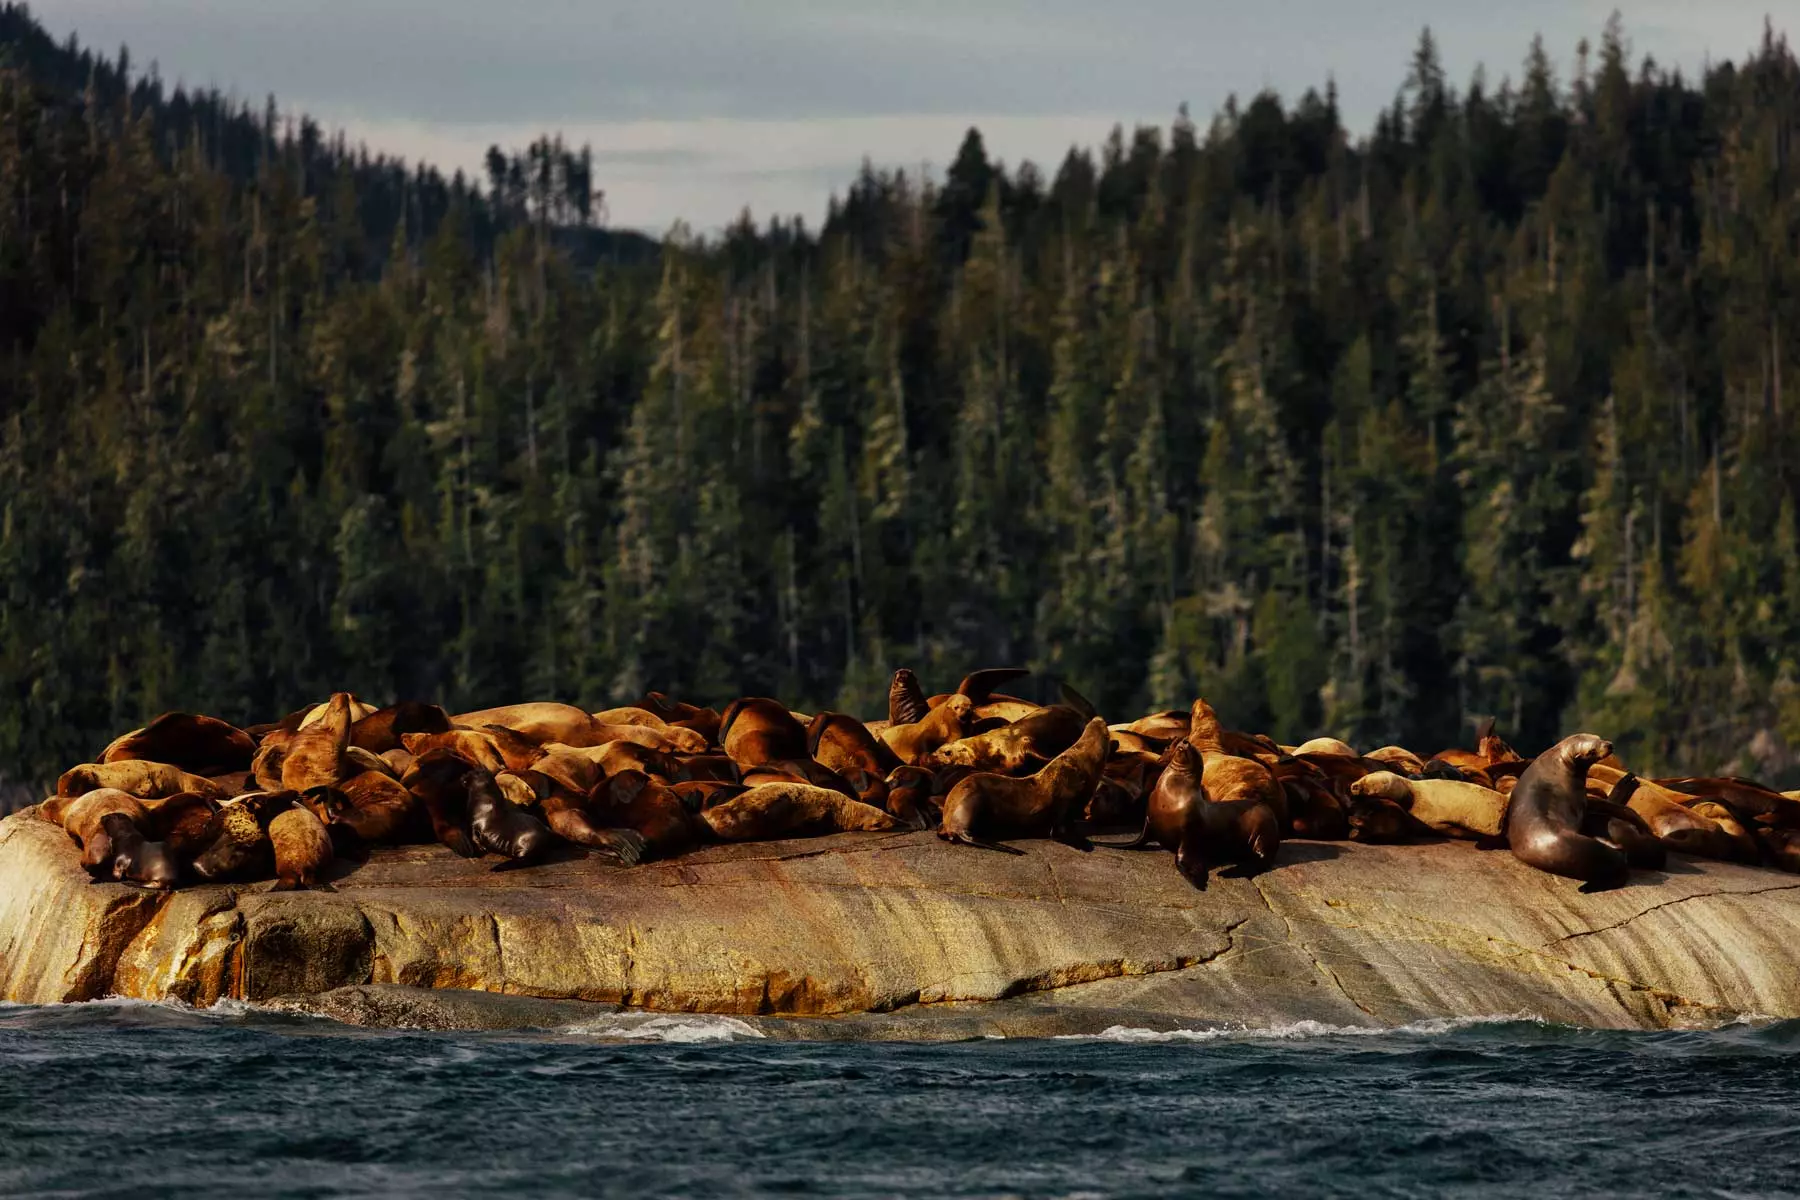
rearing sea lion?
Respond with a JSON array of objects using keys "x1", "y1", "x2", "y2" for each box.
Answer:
[{"x1": 1505, "y1": 734, "x2": 1628, "y2": 891}]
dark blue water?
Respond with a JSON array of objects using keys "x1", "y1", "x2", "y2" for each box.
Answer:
[{"x1": 3, "y1": 1003, "x2": 1798, "y2": 1198}]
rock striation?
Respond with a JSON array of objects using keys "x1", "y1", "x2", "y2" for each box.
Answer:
[{"x1": 3, "y1": 806, "x2": 1799, "y2": 1033}]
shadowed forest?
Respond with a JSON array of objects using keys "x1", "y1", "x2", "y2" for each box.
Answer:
[{"x1": 1, "y1": 5, "x2": 1798, "y2": 788}]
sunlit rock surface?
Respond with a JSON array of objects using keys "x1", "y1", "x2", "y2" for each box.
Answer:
[{"x1": 4, "y1": 807, "x2": 1798, "y2": 1033}]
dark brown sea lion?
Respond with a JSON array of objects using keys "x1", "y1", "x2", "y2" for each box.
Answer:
[
  {"x1": 281, "y1": 692, "x2": 353, "y2": 794},
  {"x1": 669, "y1": 780, "x2": 746, "y2": 809},
  {"x1": 56, "y1": 760, "x2": 227, "y2": 802},
  {"x1": 251, "y1": 728, "x2": 293, "y2": 791},
  {"x1": 596, "y1": 770, "x2": 703, "y2": 860},
  {"x1": 329, "y1": 770, "x2": 420, "y2": 844},
  {"x1": 700, "y1": 783, "x2": 901, "y2": 841},
  {"x1": 268, "y1": 805, "x2": 335, "y2": 891},
  {"x1": 465, "y1": 767, "x2": 556, "y2": 869},
  {"x1": 739, "y1": 758, "x2": 862, "y2": 803},
  {"x1": 533, "y1": 780, "x2": 646, "y2": 866},
  {"x1": 1100, "y1": 740, "x2": 1280, "y2": 888},
  {"x1": 884, "y1": 765, "x2": 939, "y2": 830},
  {"x1": 94, "y1": 813, "x2": 181, "y2": 889},
  {"x1": 148, "y1": 792, "x2": 222, "y2": 864},
  {"x1": 401, "y1": 749, "x2": 482, "y2": 858},
  {"x1": 1506, "y1": 734, "x2": 1628, "y2": 891},
  {"x1": 888, "y1": 669, "x2": 931, "y2": 726},
  {"x1": 882, "y1": 694, "x2": 973, "y2": 766},
  {"x1": 922, "y1": 703, "x2": 1087, "y2": 775},
  {"x1": 1186, "y1": 700, "x2": 1287, "y2": 826},
  {"x1": 938, "y1": 717, "x2": 1109, "y2": 854},
  {"x1": 1580, "y1": 800, "x2": 1667, "y2": 871},
  {"x1": 1757, "y1": 827, "x2": 1800, "y2": 873},
  {"x1": 101, "y1": 712, "x2": 256, "y2": 775},
  {"x1": 349, "y1": 702, "x2": 453, "y2": 754},
  {"x1": 810, "y1": 711, "x2": 902, "y2": 778},
  {"x1": 191, "y1": 792, "x2": 294, "y2": 882},
  {"x1": 1608, "y1": 774, "x2": 1759, "y2": 864},
  {"x1": 720, "y1": 697, "x2": 810, "y2": 768}
]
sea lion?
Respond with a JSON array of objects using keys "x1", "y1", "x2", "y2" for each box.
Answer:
[
  {"x1": 809, "y1": 711, "x2": 902, "y2": 779},
  {"x1": 299, "y1": 695, "x2": 377, "y2": 729},
  {"x1": 1609, "y1": 774, "x2": 1759, "y2": 864},
  {"x1": 401, "y1": 749, "x2": 482, "y2": 857},
  {"x1": 1100, "y1": 740, "x2": 1280, "y2": 888},
  {"x1": 148, "y1": 792, "x2": 222, "y2": 863},
  {"x1": 1126, "y1": 711, "x2": 1191, "y2": 742},
  {"x1": 1292, "y1": 737, "x2": 1358, "y2": 758},
  {"x1": 921, "y1": 702, "x2": 1086, "y2": 775},
  {"x1": 101, "y1": 712, "x2": 256, "y2": 775},
  {"x1": 94, "y1": 813, "x2": 181, "y2": 889},
  {"x1": 452, "y1": 702, "x2": 601, "y2": 746},
  {"x1": 888, "y1": 669, "x2": 931, "y2": 726},
  {"x1": 349, "y1": 701, "x2": 454, "y2": 754},
  {"x1": 700, "y1": 782, "x2": 901, "y2": 841},
  {"x1": 720, "y1": 697, "x2": 810, "y2": 767},
  {"x1": 1364, "y1": 746, "x2": 1428, "y2": 776},
  {"x1": 1349, "y1": 771, "x2": 1506, "y2": 839},
  {"x1": 882, "y1": 694, "x2": 974, "y2": 766},
  {"x1": 56, "y1": 789, "x2": 153, "y2": 874},
  {"x1": 595, "y1": 770, "x2": 703, "y2": 860},
  {"x1": 1757, "y1": 827, "x2": 1800, "y2": 873},
  {"x1": 669, "y1": 779, "x2": 746, "y2": 809},
  {"x1": 465, "y1": 767, "x2": 556, "y2": 869},
  {"x1": 738, "y1": 758, "x2": 862, "y2": 803},
  {"x1": 282, "y1": 692, "x2": 352, "y2": 794},
  {"x1": 480, "y1": 725, "x2": 553, "y2": 773},
  {"x1": 1186, "y1": 699, "x2": 1287, "y2": 826},
  {"x1": 593, "y1": 706, "x2": 670, "y2": 730},
  {"x1": 329, "y1": 770, "x2": 419, "y2": 843},
  {"x1": 268, "y1": 804, "x2": 335, "y2": 891},
  {"x1": 400, "y1": 729, "x2": 509, "y2": 776},
  {"x1": 1580, "y1": 800, "x2": 1668, "y2": 871},
  {"x1": 884, "y1": 765, "x2": 939, "y2": 831},
  {"x1": 381, "y1": 747, "x2": 417, "y2": 779},
  {"x1": 342, "y1": 745, "x2": 396, "y2": 779},
  {"x1": 1658, "y1": 777, "x2": 1800, "y2": 830},
  {"x1": 56, "y1": 760, "x2": 227, "y2": 802},
  {"x1": 191, "y1": 792, "x2": 293, "y2": 882},
  {"x1": 535, "y1": 782, "x2": 646, "y2": 865},
  {"x1": 1505, "y1": 734, "x2": 1628, "y2": 891},
  {"x1": 251, "y1": 728, "x2": 293, "y2": 791},
  {"x1": 938, "y1": 717, "x2": 1109, "y2": 853}
]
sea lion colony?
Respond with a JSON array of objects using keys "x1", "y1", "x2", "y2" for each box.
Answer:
[{"x1": 31, "y1": 669, "x2": 1800, "y2": 894}]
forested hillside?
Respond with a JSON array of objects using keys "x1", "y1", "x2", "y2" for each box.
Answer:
[{"x1": 1, "y1": 6, "x2": 1797, "y2": 785}]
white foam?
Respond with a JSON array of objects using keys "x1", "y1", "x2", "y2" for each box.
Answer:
[
  {"x1": 557, "y1": 1013, "x2": 766, "y2": 1043},
  {"x1": 1060, "y1": 1013, "x2": 1545, "y2": 1044}
]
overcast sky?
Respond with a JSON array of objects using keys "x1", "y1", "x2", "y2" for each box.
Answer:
[{"x1": 33, "y1": 2, "x2": 1786, "y2": 233}]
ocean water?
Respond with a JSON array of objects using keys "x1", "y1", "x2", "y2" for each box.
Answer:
[{"x1": 2, "y1": 1002, "x2": 1798, "y2": 1198}]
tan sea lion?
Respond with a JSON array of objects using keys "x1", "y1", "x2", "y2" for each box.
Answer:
[
  {"x1": 882, "y1": 694, "x2": 974, "y2": 766},
  {"x1": 809, "y1": 711, "x2": 902, "y2": 779},
  {"x1": 937, "y1": 717, "x2": 1109, "y2": 854},
  {"x1": 101, "y1": 712, "x2": 256, "y2": 775},
  {"x1": 268, "y1": 805, "x2": 335, "y2": 891},
  {"x1": 701, "y1": 782, "x2": 901, "y2": 841},
  {"x1": 720, "y1": 697, "x2": 810, "y2": 767},
  {"x1": 1349, "y1": 771, "x2": 1506, "y2": 839},
  {"x1": 282, "y1": 692, "x2": 353, "y2": 793},
  {"x1": 1100, "y1": 740, "x2": 1279, "y2": 888},
  {"x1": 251, "y1": 728, "x2": 293, "y2": 791},
  {"x1": 452, "y1": 702, "x2": 601, "y2": 746},
  {"x1": 593, "y1": 706, "x2": 669, "y2": 730},
  {"x1": 921, "y1": 702, "x2": 1087, "y2": 775},
  {"x1": 1293, "y1": 737, "x2": 1358, "y2": 758},
  {"x1": 333, "y1": 769, "x2": 419, "y2": 844},
  {"x1": 57, "y1": 789, "x2": 153, "y2": 873},
  {"x1": 1186, "y1": 700, "x2": 1287, "y2": 826},
  {"x1": 1364, "y1": 746, "x2": 1427, "y2": 776},
  {"x1": 56, "y1": 760, "x2": 227, "y2": 802},
  {"x1": 1506, "y1": 734, "x2": 1628, "y2": 890},
  {"x1": 1658, "y1": 777, "x2": 1800, "y2": 830},
  {"x1": 299, "y1": 695, "x2": 377, "y2": 729}
]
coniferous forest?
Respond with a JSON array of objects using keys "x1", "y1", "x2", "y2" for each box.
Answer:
[{"x1": 1, "y1": 6, "x2": 1798, "y2": 789}]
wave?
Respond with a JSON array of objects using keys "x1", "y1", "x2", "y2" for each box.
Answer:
[
  {"x1": 1059, "y1": 1013, "x2": 1547, "y2": 1044},
  {"x1": 556, "y1": 1013, "x2": 767, "y2": 1043}
]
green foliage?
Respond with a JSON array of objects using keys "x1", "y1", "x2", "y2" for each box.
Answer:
[{"x1": 1, "y1": 8, "x2": 1799, "y2": 783}]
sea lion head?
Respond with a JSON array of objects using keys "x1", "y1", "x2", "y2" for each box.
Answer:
[
  {"x1": 1162, "y1": 739, "x2": 1202, "y2": 780},
  {"x1": 1556, "y1": 734, "x2": 1613, "y2": 768},
  {"x1": 102, "y1": 813, "x2": 180, "y2": 889}
]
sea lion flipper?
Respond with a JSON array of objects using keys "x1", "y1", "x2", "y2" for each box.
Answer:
[
  {"x1": 944, "y1": 831, "x2": 1025, "y2": 856},
  {"x1": 1473, "y1": 833, "x2": 1509, "y2": 851},
  {"x1": 591, "y1": 829, "x2": 648, "y2": 868},
  {"x1": 956, "y1": 667, "x2": 1029, "y2": 703},
  {"x1": 1056, "y1": 681, "x2": 1097, "y2": 721},
  {"x1": 1608, "y1": 773, "x2": 1641, "y2": 805}
]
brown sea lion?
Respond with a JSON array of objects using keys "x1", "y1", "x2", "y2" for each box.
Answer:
[
  {"x1": 349, "y1": 702, "x2": 453, "y2": 754},
  {"x1": 1186, "y1": 700, "x2": 1287, "y2": 826},
  {"x1": 251, "y1": 728, "x2": 293, "y2": 791},
  {"x1": 147, "y1": 792, "x2": 221, "y2": 864},
  {"x1": 639, "y1": 694, "x2": 724, "y2": 746},
  {"x1": 1364, "y1": 746, "x2": 1427, "y2": 776},
  {"x1": 400, "y1": 729, "x2": 508, "y2": 776},
  {"x1": 534, "y1": 782, "x2": 648, "y2": 865},
  {"x1": 1609, "y1": 774, "x2": 1759, "y2": 864},
  {"x1": 938, "y1": 717, "x2": 1109, "y2": 854},
  {"x1": 1757, "y1": 827, "x2": 1800, "y2": 873},
  {"x1": 268, "y1": 805, "x2": 335, "y2": 891},
  {"x1": 342, "y1": 745, "x2": 396, "y2": 779},
  {"x1": 93, "y1": 812, "x2": 181, "y2": 889},
  {"x1": 1475, "y1": 718, "x2": 1523, "y2": 767},
  {"x1": 739, "y1": 758, "x2": 862, "y2": 803},
  {"x1": 327, "y1": 770, "x2": 419, "y2": 844},
  {"x1": 809, "y1": 711, "x2": 902, "y2": 778},
  {"x1": 452, "y1": 702, "x2": 600, "y2": 746},
  {"x1": 882, "y1": 694, "x2": 974, "y2": 766},
  {"x1": 381, "y1": 748, "x2": 417, "y2": 779},
  {"x1": 701, "y1": 782, "x2": 901, "y2": 841},
  {"x1": 1580, "y1": 800, "x2": 1668, "y2": 871},
  {"x1": 465, "y1": 767, "x2": 556, "y2": 869},
  {"x1": 480, "y1": 725, "x2": 552, "y2": 773},
  {"x1": 282, "y1": 692, "x2": 353, "y2": 793},
  {"x1": 191, "y1": 792, "x2": 294, "y2": 882},
  {"x1": 921, "y1": 703, "x2": 1087, "y2": 775},
  {"x1": 884, "y1": 765, "x2": 939, "y2": 831},
  {"x1": 57, "y1": 789, "x2": 153, "y2": 874},
  {"x1": 1506, "y1": 734, "x2": 1628, "y2": 891},
  {"x1": 720, "y1": 697, "x2": 810, "y2": 767},
  {"x1": 1350, "y1": 771, "x2": 1506, "y2": 839},
  {"x1": 593, "y1": 706, "x2": 670, "y2": 730},
  {"x1": 1658, "y1": 777, "x2": 1800, "y2": 830},
  {"x1": 56, "y1": 760, "x2": 227, "y2": 802},
  {"x1": 670, "y1": 779, "x2": 746, "y2": 809},
  {"x1": 1126, "y1": 711, "x2": 1190, "y2": 742},
  {"x1": 1100, "y1": 740, "x2": 1280, "y2": 888},
  {"x1": 101, "y1": 712, "x2": 256, "y2": 775}
]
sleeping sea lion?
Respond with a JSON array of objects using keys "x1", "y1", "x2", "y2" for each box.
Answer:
[
  {"x1": 1506, "y1": 734, "x2": 1628, "y2": 891},
  {"x1": 1364, "y1": 746, "x2": 1427, "y2": 776},
  {"x1": 595, "y1": 770, "x2": 704, "y2": 860},
  {"x1": 56, "y1": 789, "x2": 153, "y2": 875},
  {"x1": 268, "y1": 804, "x2": 335, "y2": 891},
  {"x1": 299, "y1": 695, "x2": 377, "y2": 729},
  {"x1": 95, "y1": 813, "x2": 181, "y2": 889},
  {"x1": 101, "y1": 712, "x2": 256, "y2": 775},
  {"x1": 1349, "y1": 771, "x2": 1506, "y2": 839},
  {"x1": 1293, "y1": 737, "x2": 1358, "y2": 758},
  {"x1": 700, "y1": 782, "x2": 901, "y2": 841},
  {"x1": 145, "y1": 792, "x2": 221, "y2": 864},
  {"x1": 401, "y1": 749, "x2": 482, "y2": 857},
  {"x1": 1608, "y1": 774, "x2": 1759, "y2": 864},
  {"x1": 720, "y1": 697, "x2": 810, "y2": 767},
  {"x1": 884, "y1": 765, "x2": 939, "y2": 831},
  {"x1": 535, "y1": 782, "x2": 646, "y2": 866},
  {"x1": 452, "y1": 702, "x2": 601, "y2": 746},
  {"x1": 1100, "y1": 740, "x2": 1279, "y2": 888},
  {"x1": 56, "y1": 760, "x2": 227, "y2": 802},
  {"x1": 809, "y1": 711, "x2": 901, "y2": 779},
  {"x1": 400, "y1": 729, "x2": 509, "y2": 776},
  {"x1": 937, "y1": 717, "x2": 1109, "y2": 854},
  {"x1": 349, "y1": 701, "x2": 454, "y2": 754},
  {"x1": 1580, "y1": 800, "x2": 1668, "y2": 871},
  {"x1": 921, "y1": 702, "x2": 1087, "y2": 775},
  {"x1": 1657, "y1": 777, "x2": 1800, "y2": 830},
  {"x1": 191, "y1": 792, "x2": 294, "y2": 882}
]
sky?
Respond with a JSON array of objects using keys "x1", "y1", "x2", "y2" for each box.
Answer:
[{"x1": 32, "y1": 1, "x2": 1788, "y2": 234}]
